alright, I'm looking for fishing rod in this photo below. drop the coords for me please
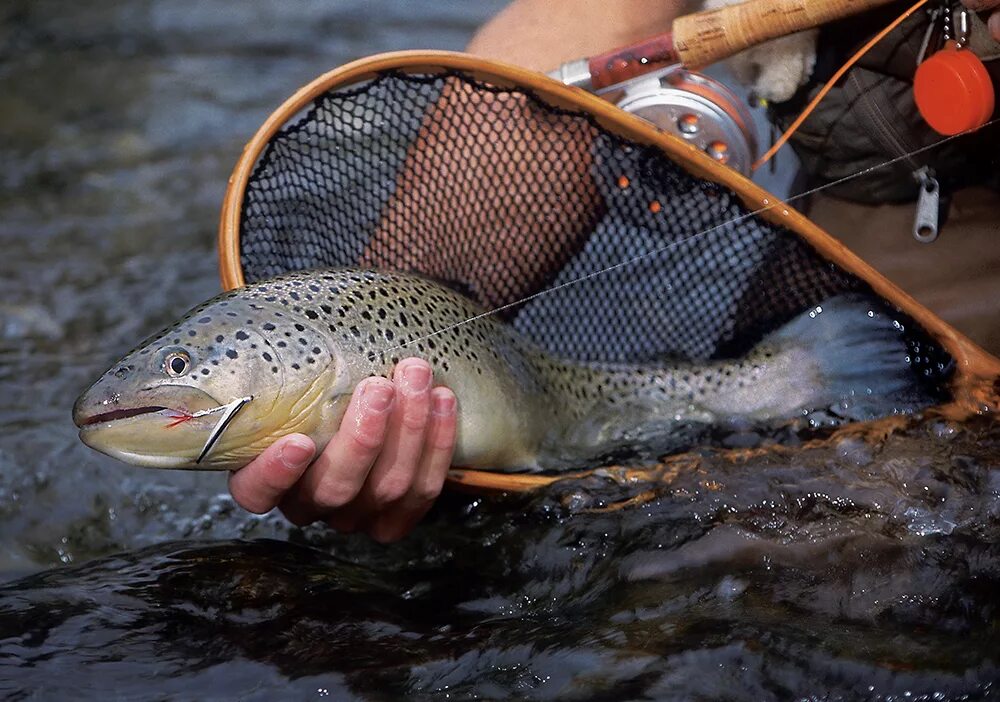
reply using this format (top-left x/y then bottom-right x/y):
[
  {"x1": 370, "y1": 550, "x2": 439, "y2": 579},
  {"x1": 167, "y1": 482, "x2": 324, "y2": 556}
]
[
  {"x1": 550, "y1": 0, "x2": 996, "y2": 177},
  {"x1": 551, "y1": 0, "x2": 901, "y2": 88}
]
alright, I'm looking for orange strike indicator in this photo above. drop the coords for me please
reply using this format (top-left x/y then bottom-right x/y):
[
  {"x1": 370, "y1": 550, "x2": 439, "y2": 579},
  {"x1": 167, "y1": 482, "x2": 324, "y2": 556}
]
[{"x1": 914, "y1": 42, "x2": 995, "y2": 136}]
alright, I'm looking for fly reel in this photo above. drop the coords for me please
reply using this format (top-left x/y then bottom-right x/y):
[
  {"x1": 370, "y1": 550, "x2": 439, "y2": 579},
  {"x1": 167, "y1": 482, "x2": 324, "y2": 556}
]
[{"x1": 552, "y1": 63, "x2": 758, "y2": 176}]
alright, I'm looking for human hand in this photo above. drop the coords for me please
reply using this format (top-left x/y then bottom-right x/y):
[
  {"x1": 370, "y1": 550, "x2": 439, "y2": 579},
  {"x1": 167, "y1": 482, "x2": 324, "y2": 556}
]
[
  {"x1": 962, "y1": 0, "x2": 1000, "y2": 41},
  {"x1": 228, "y1": 358, "x2": 458, "y2": 542}
]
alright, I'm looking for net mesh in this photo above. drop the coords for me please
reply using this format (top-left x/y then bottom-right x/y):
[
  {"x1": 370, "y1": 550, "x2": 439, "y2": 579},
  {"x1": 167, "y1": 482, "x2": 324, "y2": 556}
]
[{"x1": 238, "y1": 69, "x2": 952, "y2": 391}]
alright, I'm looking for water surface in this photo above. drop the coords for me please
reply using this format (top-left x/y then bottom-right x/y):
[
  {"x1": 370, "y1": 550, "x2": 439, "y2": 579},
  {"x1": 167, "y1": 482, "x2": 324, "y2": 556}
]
[{"x1": 1, "y1": 1, "x2": 998, "y2": 700}]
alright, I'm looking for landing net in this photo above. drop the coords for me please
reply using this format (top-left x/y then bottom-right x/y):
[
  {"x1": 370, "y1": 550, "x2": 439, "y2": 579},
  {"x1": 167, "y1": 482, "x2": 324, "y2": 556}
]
[{"x1": 219, "y1": 53, "x2": 1000, "y2": 484}]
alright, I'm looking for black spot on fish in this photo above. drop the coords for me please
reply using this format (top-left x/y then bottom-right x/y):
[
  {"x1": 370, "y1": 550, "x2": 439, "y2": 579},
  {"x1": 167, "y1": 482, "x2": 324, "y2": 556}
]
[
  {"x1": 385, "y1": 330, "x2": 394, "y2": 341},
  {"x1": 312, "y1": 347, "x2": 321, "y2": 355},
  {"x1": 216, "y1": 335, "x2": 224, "y2": 343},
  {"x1": 305, "y1": 309, "x2": 318, "y2": 320},
  {"x1": 187, "y1": 330, "x2": 197, "y2": 337},
  {"x1": 298, "y1": 338, "x2": 307, "y2": 345},
  {"x1": 271, "y1": 366, "x2": 278, "y2": 374},
  {"x1": 198, "y1": 316, "x2": 211, "y2": 324},
  {"x1": 277, "y1": 341, "x2": 287, "y2": 348},
  {"x1": 226, "y1": 349, "x2": 238, "y2": 359},
  {"x1": 235, "y1": 331, "x2": 249, "y2": 341},
  {"x1": 201, "y1": 368, "x2": 210, "y2": 376},
  {"x1": 262, "y1": 352, "x2": 272, "y2": 362},
  {"x1": 294, "y1": 323, "x2": 305, "y2": 332},
  {"x1": 263, "y1": 323, "x2": 275, "y2": 331},
  {"x1": 320, "y1": 305, "x2": 332, "y2": 315},
  {"x1": 292, "y1": 363, "x2": 300, "y2": 370}
]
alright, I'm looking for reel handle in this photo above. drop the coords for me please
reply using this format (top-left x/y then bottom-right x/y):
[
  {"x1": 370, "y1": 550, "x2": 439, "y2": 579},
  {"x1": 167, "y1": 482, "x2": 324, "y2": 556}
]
[{"x1": 586, "y1": 0, "x2": 898, "y2": 89}]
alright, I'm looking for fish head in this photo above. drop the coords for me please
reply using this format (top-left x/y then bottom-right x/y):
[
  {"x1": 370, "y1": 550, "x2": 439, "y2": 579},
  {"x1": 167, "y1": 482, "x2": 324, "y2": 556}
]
[{"x1": 73, "y1": 295, "x2": 352, "y2": 470}]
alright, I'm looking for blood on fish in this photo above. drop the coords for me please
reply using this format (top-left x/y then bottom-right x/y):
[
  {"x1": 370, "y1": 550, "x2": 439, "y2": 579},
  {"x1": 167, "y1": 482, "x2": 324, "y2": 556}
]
[{"x1": 166, "y1": 412, "x2": 194, "y2": 428}]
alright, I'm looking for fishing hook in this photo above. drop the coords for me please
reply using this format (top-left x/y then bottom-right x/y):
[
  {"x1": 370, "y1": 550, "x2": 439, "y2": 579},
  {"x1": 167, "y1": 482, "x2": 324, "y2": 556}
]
[{"x1": 194, "y1": 395, "x2": 254, "y2": 464}]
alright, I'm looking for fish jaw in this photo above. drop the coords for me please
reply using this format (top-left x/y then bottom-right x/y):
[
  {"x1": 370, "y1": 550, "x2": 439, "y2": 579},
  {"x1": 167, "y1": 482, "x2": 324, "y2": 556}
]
[{"x1": 74, "y1": 384, "x2": 232, "y2": 470}]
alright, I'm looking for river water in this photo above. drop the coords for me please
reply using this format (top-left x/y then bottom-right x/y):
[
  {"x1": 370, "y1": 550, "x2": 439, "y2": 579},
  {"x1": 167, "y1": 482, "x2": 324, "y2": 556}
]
[{"x1": 1, "y1": 1, "x2": 999, "y2": 700}]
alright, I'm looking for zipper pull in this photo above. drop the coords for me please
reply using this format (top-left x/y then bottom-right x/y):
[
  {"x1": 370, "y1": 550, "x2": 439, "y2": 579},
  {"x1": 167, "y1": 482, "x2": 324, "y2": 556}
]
[{"x1": 913, "y1": 166, "x2": 940, "y2": 243}]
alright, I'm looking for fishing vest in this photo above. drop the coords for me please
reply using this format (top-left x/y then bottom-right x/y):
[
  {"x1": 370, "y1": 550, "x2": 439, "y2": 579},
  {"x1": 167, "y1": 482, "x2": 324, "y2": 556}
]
[{"x1": 769, "y1": 3, "x2": 1000, "y2": 206}]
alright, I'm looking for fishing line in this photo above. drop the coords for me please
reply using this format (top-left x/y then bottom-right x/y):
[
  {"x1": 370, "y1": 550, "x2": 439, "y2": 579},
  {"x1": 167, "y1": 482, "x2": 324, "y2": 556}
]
[{"x1": 379, "y1": 115, "x2": 1000, "y2": 356}]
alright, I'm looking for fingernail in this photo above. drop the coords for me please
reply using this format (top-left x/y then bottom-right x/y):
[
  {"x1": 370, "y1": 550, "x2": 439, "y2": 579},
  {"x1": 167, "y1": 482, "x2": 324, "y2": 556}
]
[
  {"x1": 361, "y1": 380, "x2": 394, "y2": 412},
  {"x1": 402, "y1": 363, "x2": 431, "y2": 391},
  {"x1": 990, "y1": 13, "x2": 1000, "y2": 41},
  {"x1": 279, "y1": 438, "x2": 313, "y2": 469},
  {"x1": 432, "y1": 393, "x2": 456, "y2": 415}
]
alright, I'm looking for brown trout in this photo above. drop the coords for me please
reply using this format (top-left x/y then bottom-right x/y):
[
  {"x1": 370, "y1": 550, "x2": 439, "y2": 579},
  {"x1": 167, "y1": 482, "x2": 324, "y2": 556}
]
[{"x1": 73, "y1": 268, "x2": 914, "y2": 471}]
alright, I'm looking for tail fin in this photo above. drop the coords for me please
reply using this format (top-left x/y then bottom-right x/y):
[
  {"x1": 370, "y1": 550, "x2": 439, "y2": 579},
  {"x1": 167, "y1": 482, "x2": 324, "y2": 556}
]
[{"x1": 766, "y1": 296, "x2": 918, "y2": 417}]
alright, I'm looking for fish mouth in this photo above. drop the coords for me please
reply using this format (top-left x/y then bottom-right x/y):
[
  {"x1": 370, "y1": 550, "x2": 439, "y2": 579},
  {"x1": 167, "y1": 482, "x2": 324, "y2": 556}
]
[
  {"x1": 75, "y1": 406, "x2": 222, "y2": 469},
  {"x1": 73, "y1": 384, "x2": 234, "y2": 469},
  {"x1": 76, "y1": 405, "x2": 169, "y2": 427},
  {"x1": 72, "y1": 383, "x2": 222, "y2": 429}
]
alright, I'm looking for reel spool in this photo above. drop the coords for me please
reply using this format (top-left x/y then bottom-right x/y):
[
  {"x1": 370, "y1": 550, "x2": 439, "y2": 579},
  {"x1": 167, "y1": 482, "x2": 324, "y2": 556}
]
[
  {"x1": 549, "y1": 57, "x2": 758, "y2": 178},
  {"x1": 602, "y1": 67, "x2": 757, "y2": 176}
]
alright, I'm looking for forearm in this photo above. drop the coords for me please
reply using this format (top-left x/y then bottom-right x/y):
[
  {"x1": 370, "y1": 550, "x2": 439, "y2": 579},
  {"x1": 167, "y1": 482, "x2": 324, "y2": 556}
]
[{"x1": 467, "y1": 0, "x2": 696, "y2": 72}]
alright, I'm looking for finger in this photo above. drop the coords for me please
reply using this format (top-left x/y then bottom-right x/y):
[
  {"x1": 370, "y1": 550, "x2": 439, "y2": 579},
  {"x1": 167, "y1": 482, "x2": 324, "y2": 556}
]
[
  {"x1": 363, "y1": 358, "x2": 433, "y2": 510},
  {"x1": 990, "y1": 11, "x2": 1000, "y2": 41},
  {"x1": 290, "y1": 377, "x2": 395, "y2": 519},
  {"x1": 413, "y1": 387, "x2": 458, "y2": 505},
  {"x1": 368, "y1": 387, "x2": 457, "y2": 543},
  {"x1": 228, "y1": 434, "x2": 315, "y2": 514}
]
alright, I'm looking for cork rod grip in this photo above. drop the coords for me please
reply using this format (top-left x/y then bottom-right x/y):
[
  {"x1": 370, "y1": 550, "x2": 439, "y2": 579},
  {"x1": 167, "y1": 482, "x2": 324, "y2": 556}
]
[{"x1": 673, "y1": 0, "x2": 898, "y2": 68}]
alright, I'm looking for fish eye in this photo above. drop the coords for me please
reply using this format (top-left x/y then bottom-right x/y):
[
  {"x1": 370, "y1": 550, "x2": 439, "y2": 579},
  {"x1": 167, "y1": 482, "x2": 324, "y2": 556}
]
[{"x1": 164, "y1": 351, "x2": 191, "y2": 377}]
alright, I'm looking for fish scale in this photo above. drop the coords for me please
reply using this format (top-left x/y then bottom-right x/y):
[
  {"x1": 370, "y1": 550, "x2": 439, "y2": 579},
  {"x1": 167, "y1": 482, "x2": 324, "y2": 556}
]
[{"x1": 74, "y1": 268, "x2": 918, "y2": 471}]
